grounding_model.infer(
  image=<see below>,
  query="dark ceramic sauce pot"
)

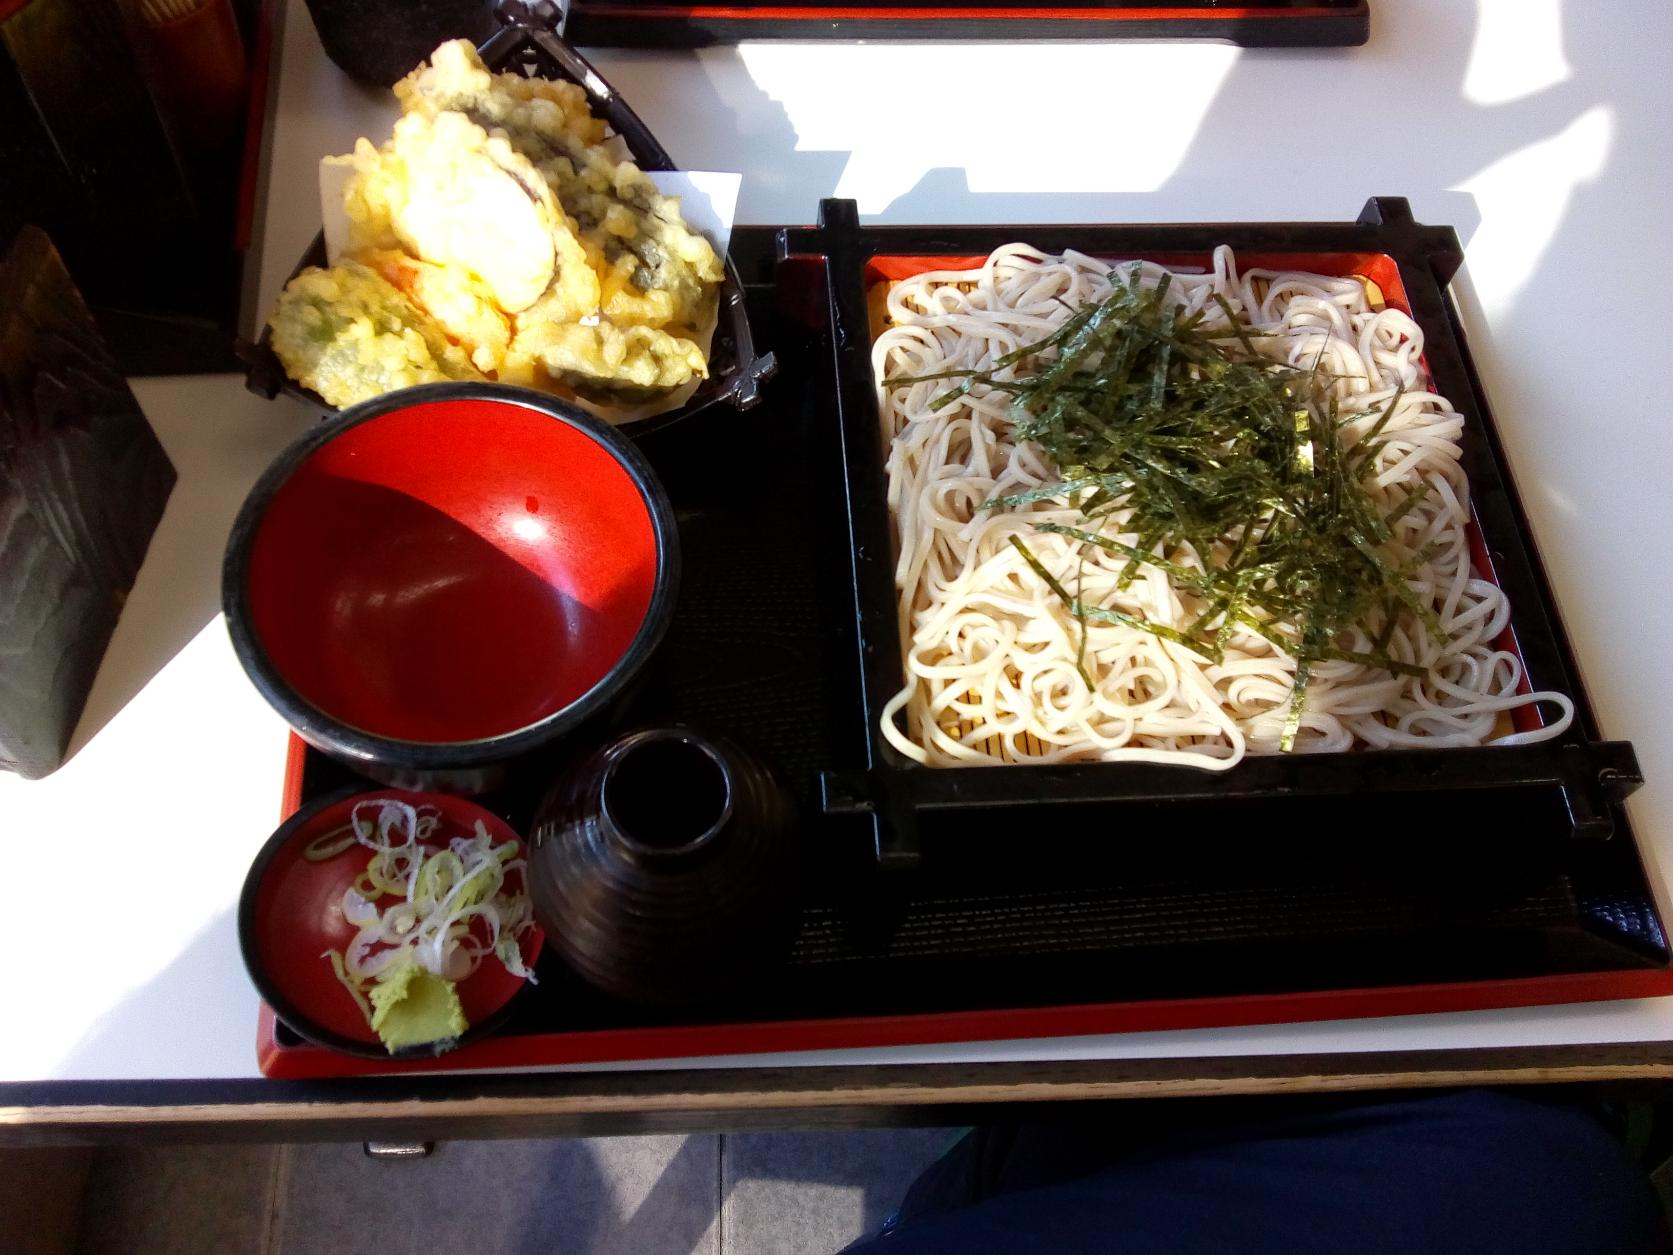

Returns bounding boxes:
[527,727,798,1006]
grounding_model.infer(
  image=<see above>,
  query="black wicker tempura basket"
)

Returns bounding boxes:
[238,0,775,438]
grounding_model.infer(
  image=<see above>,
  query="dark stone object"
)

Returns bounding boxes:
[303,0,496,85]
[0,227,177,778]
[527,727,799,1006]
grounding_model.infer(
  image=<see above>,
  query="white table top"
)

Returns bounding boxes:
[4,0,1670,1086]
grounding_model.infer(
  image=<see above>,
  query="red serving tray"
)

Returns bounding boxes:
[257,245,1668,1079]
[259,724,1673,1078]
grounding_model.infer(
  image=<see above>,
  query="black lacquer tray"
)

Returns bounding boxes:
[264,204,1668,1078]
[789,197,1646,870]
[561,0,1370,48]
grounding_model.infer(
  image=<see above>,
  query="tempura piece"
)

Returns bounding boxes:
[512,316,708,399]
[534,217,604,326]
[268,262,481,408]
[396,40,723,332]
[344,111,560,313]
[360,249,511,375]
[575,186,722,332]
[394,38,608,161]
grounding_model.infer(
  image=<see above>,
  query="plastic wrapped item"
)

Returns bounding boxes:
[0,227,176,778]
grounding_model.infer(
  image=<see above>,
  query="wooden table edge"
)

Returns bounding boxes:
[7,1042,1673,1145]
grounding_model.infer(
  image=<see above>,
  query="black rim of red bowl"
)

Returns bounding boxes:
[221,381,682,774]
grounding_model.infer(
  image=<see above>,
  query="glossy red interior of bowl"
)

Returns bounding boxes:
[247,791,541,1048]
[245,397,660,743]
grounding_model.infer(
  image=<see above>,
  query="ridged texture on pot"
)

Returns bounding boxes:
[527,728,797,1006]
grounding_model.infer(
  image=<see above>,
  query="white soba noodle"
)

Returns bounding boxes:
[873,244,1573,769]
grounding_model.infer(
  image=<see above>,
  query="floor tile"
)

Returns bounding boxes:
[75,1143,281,1255]
[722,1129,957,1255]
[273,1135,718,1255]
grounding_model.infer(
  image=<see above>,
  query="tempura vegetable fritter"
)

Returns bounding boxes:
[340,110,559,314]
[396,41,722,332]
[268,262,481,409]
[268,39,725,415]
[360,249,510,375]
[511,316,709,400]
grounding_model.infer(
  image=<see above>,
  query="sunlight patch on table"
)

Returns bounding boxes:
[1464,0,1570,106]
[741,42,1238,216]
[0,619,284,1080]
[1454,105,1612,319]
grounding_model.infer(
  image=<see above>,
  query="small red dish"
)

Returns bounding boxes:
[238,787,543,1059]
[223,383,680,792]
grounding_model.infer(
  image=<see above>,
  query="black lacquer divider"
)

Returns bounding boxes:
[561,0,1371,51]
[782,197,1647,882]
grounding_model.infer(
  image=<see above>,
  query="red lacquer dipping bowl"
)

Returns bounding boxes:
[239,788,543,1059]
[223,384,679,792]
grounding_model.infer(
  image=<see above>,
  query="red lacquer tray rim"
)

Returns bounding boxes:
[258,733,1673,1078]
[254,214,1659,1080]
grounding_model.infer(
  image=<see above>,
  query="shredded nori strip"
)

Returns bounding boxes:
[890,264,1442,751]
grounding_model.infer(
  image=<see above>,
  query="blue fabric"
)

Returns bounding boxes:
[846,1089,1668,1255]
